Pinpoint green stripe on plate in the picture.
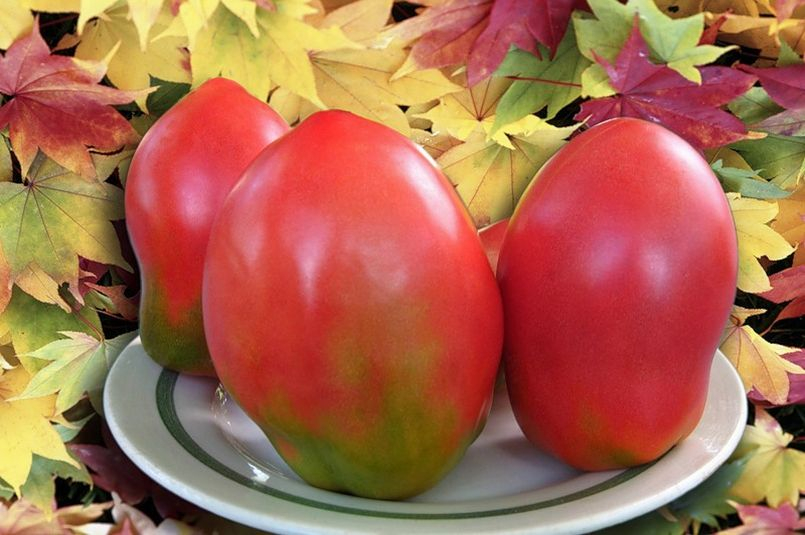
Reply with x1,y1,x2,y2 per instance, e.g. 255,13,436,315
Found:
157,370,654,519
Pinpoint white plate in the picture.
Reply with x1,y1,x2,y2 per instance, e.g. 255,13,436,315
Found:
105,338,746,534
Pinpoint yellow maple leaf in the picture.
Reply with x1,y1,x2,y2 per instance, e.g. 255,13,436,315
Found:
78,0,163,51
719,306,805,404
416,77,514,146
65,3,190,111
707,11,805,59
192,1,357,104
728,193,795,293
437,117,576,227
0,2,33,50
267,0,460,134
730,407,805,506
0,367,79,494
772,185,805,266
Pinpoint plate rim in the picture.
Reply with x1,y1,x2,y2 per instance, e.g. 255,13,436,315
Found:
105,337,747,534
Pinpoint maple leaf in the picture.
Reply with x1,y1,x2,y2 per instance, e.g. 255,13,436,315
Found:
20,456,92,517
0,2,33,50
84,283,139,321
415,77,514,145
763,264,805,323
575,21,756,150
708,11,805,60
78,0,163,51
720,501,805,534
437,117,576,227
710,159,791,200
0,498,109,534
386,0,581,86
729,193,796,293
384,0,490,74
730,407,805,506
466,0,583,85
772,186,805,266
14,331,137,414
0,22,142,179
732,135,805,190
737,60,805,138
0,155,130,303
492,26,589,130
268,0,462,135
189,0,358,104
573,0,730,84
0,289,103,374
64,3,191,112
0,367,80,494
72,426,199,519
750,350,805,406
720,307,805,405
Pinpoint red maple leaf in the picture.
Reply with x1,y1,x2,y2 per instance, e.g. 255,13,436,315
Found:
389,0,582,86
0,21,142,179
762,263,805,323
739,63,805,110
467,0,583,84
575,20,756,150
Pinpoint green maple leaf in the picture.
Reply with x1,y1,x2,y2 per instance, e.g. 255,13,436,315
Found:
731,135,805,190
492,27,589,132
20,456,90,516
15,330,138,414
0,288,101,372
0,155,129,296
728,87,784,126
573,0,730,84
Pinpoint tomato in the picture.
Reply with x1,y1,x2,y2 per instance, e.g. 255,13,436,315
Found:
125,78,289,376
497,118,738,470
203,110,503,499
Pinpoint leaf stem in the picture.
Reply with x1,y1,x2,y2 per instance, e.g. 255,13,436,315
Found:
503,75,582,88
39,14,78,30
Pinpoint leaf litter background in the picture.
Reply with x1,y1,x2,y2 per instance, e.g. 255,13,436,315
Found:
0,0,804,532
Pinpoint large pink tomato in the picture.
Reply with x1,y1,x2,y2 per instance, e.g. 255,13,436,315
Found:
203,110,503,499
497,118,737,470
125,78,288,376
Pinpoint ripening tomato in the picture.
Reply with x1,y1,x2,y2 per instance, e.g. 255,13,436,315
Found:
203,110,503,499
498,118,737,470
125,78,289,376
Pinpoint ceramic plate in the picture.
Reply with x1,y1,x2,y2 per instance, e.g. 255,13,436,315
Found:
105,338,746,534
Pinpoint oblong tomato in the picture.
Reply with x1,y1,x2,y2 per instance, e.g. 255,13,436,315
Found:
498,118,738,470
203,110,503,499
125,78,289,376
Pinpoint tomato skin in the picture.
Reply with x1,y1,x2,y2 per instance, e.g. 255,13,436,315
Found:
125,78,289,376
203,110,503,499
497,118,737,470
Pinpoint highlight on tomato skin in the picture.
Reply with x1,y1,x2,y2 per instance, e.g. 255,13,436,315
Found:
125,77,290,377
202,109,504,499
497,117,739,471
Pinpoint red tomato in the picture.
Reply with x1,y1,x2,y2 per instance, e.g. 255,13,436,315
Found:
203,110,503,498
125,78,289,376
497,118,738,470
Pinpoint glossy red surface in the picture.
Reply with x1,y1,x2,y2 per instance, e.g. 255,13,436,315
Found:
125,78,289,376
203,110,503,498
497,118,738,470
